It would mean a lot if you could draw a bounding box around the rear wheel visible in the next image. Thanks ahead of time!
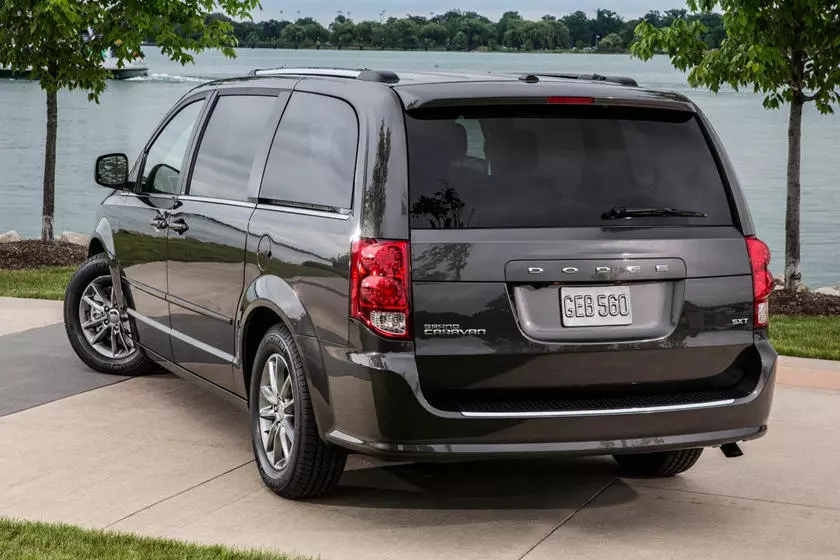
[250,324,347,499]
[63,254,154,376]
[613,448,703,477]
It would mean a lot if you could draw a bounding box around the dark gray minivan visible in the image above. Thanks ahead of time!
[64,69,777,499]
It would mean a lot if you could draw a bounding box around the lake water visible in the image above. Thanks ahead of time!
[1,48,838,286]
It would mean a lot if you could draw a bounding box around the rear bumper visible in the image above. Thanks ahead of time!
[319,339,777,461]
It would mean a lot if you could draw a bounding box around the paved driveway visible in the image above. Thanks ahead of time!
[1,301,839,559]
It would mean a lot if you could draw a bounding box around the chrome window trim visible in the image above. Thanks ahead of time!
[254,203,351,221]
[177,195,255,208]
[459,399,736,418]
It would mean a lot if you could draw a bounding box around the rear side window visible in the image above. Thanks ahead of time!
[188,94,277,201]
[407,105,733,229]
[259,92,358,211]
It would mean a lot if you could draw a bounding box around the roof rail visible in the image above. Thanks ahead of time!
[534,73,639,87]
[248,67,400,84]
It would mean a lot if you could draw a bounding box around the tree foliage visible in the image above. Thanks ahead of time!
[632,1,840,113]
[225,8,725,53]
[0,0,260,242]
[1,0,260,100]
[598,33,625,52]
[632,0,840,290]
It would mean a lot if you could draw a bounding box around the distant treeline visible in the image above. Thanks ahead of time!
[205,9,724,52]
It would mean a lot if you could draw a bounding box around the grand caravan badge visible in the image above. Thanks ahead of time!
[424,324,487,336]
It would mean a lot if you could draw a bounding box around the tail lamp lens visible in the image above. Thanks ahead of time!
[746,236,772,327]
[351,239,411,339]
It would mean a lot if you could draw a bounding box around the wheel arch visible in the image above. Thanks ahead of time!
[237,275,334,437]
[89,217,117,260]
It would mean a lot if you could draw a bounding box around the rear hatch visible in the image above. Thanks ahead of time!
[406,100,761,414]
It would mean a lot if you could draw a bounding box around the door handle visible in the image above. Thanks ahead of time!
[169,219,189,235]
[150,217,168,231]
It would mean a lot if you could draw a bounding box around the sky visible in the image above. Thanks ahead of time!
[253,0,683,24]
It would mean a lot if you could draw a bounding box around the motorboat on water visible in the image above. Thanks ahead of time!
[103,55,149,79]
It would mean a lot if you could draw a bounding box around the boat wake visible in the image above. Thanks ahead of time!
[125,73,210,83]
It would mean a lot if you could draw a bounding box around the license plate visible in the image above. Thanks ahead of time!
[560,286,633,327]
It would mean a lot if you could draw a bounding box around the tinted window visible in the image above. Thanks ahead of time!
[260,93,358,211]
[407,105,732,229]
[188,95,277,201]
[140,101,203,195]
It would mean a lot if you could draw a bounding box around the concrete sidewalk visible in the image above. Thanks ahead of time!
[0,296,63,336]
[1,298,839,559]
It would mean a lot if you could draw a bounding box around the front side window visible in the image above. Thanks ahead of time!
[259,92,358,211]
[188,94,278,201]
[140,100,203,195]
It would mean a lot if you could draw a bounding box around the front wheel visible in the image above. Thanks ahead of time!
[613,448,704,477]
[250,324,347,500]
[64,254,154,376]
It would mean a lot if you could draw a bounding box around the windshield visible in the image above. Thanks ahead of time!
[406,105,734,229]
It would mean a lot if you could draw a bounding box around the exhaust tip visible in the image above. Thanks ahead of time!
[720,442,744,458]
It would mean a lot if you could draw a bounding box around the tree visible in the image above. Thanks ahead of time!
[593,9,624,39]
[598,32,624,51]
[632,1,840,291]
[280,23,305,49]
[419,23,449,50]
[618,18,641,48]
[519,21,555,51]
[385,18,419,50]
[460,18,494,50]
[370,22,387,49]
[496,11,522,44]
[330,17,356,49]
[355,21,376,47]
[245,30,260,48]
[503,21,526,50]
[562,11,592,48]
[450,31,468,51]
[295,18,329,45]
[542,18,571,50]
[643,10,663,27]
[0,0,259,242]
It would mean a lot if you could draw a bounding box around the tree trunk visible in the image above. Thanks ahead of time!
[784,94,804,291]
[41,86,58,243]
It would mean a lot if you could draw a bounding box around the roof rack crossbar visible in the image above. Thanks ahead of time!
[247,67,400,84]
[533,73,639,87]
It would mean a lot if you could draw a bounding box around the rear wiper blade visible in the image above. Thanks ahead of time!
[601,206,708,220]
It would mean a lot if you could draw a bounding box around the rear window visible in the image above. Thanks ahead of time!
[406,105,733,229]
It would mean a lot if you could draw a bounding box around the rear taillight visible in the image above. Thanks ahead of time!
[746,236,772,328]
[350,238,411,339]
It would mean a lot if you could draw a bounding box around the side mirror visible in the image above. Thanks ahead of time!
[95,153,129,189]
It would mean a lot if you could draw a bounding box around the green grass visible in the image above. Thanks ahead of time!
[0,266,75,300]
[770,315,840,361]
[0,519,300,560]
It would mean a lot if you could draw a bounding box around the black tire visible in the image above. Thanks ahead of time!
[250,324,347,500]
[63,253,154,376]
[614,448,704,477]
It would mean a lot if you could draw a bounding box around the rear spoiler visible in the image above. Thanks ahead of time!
[524,73,639,87]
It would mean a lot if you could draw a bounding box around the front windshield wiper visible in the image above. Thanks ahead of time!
[601,206,708,220]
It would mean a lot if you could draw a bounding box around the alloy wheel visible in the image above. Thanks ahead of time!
[78,275,135,360]
[258,353,296,470]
